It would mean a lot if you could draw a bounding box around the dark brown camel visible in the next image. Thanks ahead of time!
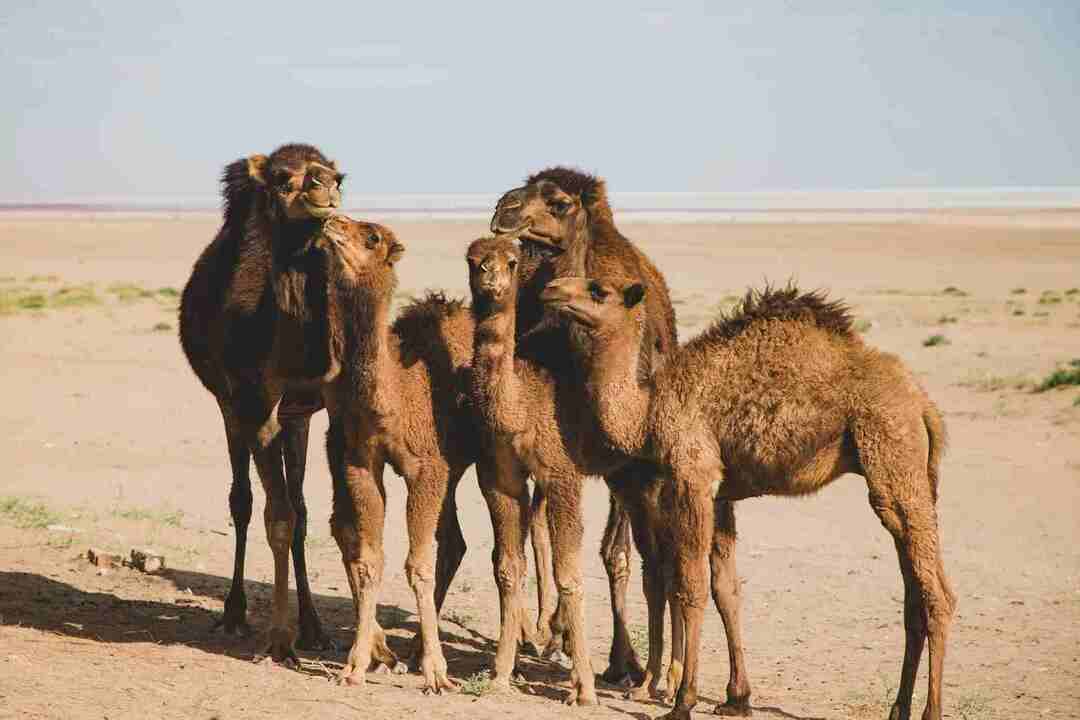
[542,278,956,720]
[179,145,398,667]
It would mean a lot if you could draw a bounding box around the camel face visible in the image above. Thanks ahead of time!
[318,215,404,283]
[466,236,519,310]
[248,146,343,222]
[490,178,587,262]
[540,277,645,330]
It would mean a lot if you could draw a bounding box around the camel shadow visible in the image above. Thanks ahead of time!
[0,567,492,671]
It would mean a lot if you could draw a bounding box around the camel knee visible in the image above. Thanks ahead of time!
[405,560,435,593]
[266,517,294,554]
[492,550,525,592]
[601,543,631,584]
[228,484,253,527]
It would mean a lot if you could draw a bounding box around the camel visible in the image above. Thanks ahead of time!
[179,143,356,657]
[316,215,493,694]
[541,278,957,720]
[490,167,685,686]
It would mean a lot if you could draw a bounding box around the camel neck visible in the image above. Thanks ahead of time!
[344,282,399,411]
[471,301,524,434]
[583,319,652,457]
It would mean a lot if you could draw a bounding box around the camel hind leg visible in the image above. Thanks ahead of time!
[280,412,335,651]
[710,500,752,716]
[856,414,955,720]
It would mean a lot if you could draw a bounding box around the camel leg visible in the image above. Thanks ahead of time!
[216,410,253,637]
[710,500,752,716]
[859,422,955,720]
[598,485,644,686]
[407,476,468,671]
[662,469,715,720]
[624,494,667,702]
[403,465,457,694]
[528,483,556,655]
[664,588,685,705]
[330,437,387,688]
[546,475,597,707]
[478,444,530,688]
[250,433,297,664]
[280,414,333,651]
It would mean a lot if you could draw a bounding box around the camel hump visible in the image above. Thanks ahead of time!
[706,284,854,342]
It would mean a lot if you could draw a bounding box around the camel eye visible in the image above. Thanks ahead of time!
[311,176,324,187]
[552,199,571,214]
[366,232,380,249]
[589,282,608,302]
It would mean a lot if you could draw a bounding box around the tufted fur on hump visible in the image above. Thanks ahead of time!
[700,284,854,346]
[526,166,613,223]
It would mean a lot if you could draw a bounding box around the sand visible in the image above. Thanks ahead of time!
[0,212,1078,719]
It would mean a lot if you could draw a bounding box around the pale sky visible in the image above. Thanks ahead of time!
[3,1,1078,201]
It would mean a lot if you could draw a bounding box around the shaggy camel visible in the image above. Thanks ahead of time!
[180,143,356,657]
[316,215,489,693]
[490,167,686,686]
[541,279,956,720]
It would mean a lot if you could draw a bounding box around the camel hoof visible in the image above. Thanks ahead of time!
[658,709,692,720]
[624,683,661,702]
[511,667,527,684]
[296,626,337,653]
[212,614,252,637]
[264,630,298,667]
[564,692,599,707]
[337,669,366,687]
[714,699,752,716]
[600,659,645,687]
[545,649,571,669]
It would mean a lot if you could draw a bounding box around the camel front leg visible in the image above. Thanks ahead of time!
[545,474,597,707]
[661,469,714,720]
[251,434,297,664]
[216,404,253,638]
[598,487,643,686]
[404,465,457,694]
[478,443,531,689]
[528,482,556,655]
[331,456,387,687]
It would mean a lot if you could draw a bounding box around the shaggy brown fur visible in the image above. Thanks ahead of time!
[318,217,484,693]
[490,167,681,685]
[542,279,957,720]
[179,143,352,659]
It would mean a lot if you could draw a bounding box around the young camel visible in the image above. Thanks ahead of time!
[317,215,489,694]
[490,167,687,686]
[541,278,956,720]
[180,143,359,656]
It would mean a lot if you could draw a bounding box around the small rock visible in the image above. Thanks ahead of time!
[87,548,122,568]
[129,548,165,573]
[47,524,81,534]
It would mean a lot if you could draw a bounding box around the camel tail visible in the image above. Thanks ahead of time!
[923,404,947,504]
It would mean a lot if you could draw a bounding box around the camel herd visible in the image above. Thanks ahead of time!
[179,143,955,720]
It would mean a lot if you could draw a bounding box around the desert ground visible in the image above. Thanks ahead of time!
[1,211,1078,719]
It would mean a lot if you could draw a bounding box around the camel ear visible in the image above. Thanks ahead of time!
[247,154,269,185]
[623,283,646,308]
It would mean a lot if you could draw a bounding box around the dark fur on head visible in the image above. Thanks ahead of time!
[703,284,854,344]
[526,166,612,222]
[221,143,333,234]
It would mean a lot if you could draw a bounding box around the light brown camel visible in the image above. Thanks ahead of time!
[179,143,360,657]
[541,278,957,720]
[316,215,492,693]
[490,167,687,686]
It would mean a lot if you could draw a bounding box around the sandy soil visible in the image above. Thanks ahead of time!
[1,212,1078,719]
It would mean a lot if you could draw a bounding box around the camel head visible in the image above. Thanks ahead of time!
[240,143,344,223]
[490,167,611,269]
[316,214,405,288]
[466,235,520,314]
[540,277,645,332]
